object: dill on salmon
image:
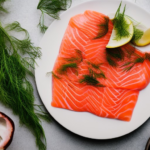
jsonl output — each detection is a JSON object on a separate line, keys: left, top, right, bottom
{"left": 113, "top": 2, "right": 131, "bottom": 40}
{"left": 94, "top": 17, "right": 109, "bottom": 39}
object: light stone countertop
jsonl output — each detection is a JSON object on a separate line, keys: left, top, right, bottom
{"left": 0, "top": 0, "right": 150, "bottom": 149}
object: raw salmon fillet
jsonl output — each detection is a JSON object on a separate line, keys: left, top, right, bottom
{"left": 51, "top": 10, "right": 150, "bottom": 121}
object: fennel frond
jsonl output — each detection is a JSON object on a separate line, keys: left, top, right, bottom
{"left": 37, "top": 0, "right": 72, "bottom": 33}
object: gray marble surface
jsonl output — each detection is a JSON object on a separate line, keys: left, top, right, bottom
{"left": 0, "top": 0, "right": 150, "bottom": 149}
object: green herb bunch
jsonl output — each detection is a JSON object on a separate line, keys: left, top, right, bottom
{"left": 0, "top": 21, "right": 50, "bottom": 150}
{"left": 37, "top": 0, "right": 72, "bottom": 33}
{"left": 0, "top": 1, "right": 50, "bottom": 150}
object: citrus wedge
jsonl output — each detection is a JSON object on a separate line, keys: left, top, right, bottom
{"left": 106, "top": 16, "right": 134, "bottom": 48}
{"left": 133, "top": 28, "right": 150, "bottom": 47}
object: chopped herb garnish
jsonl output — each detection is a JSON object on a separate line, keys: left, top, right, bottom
{"left": 80, "top": 75, "right": 100, "bottom": 86}
{"left": 75, "top": 49, "right": 83, "bottom": 62}
{"left": 57, "top": 63, "right": 77, "bottom": 74}
{"left": 134, "top": 57, "right": 144, "bottom": 63}
{"left": 113, "top": 2, "right": 130, "bottom": 40}
{"left": 94, "top": 17, "right": 109, "bottom": 39}
{"left": 106, "top": 47, "right": 124, "bottom": 60}
{"left": 106, "top": 47, "right": 124, "bottom": 67}
{"left": 106, "top": 55, "right": 117, "bottom": 67}
{"left": 87, "top": 62, "right": 103, "bottom": 69}
{"left": 122, "top": 56, "right": 145, "bottom": 71}
{"left": 94, "top": 72, "right": 106, "bottom": 79}
{"left": 80, "top": 68, "right": 105, "bottom": 87}
{"left": 145, "top": 53, "right": 150, "bottom": 61}
{"left": 0, "top": 21, "right": 50, "bottom": 150}
{"left": 123, "top": 65, "right": 134, "bottom": 72}
{"left": 64, "top": 49, "right": 83, "bottom": 62}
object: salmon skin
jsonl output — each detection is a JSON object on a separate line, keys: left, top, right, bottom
{"left": 51, "top": 10, "right": 150, "bottom": 121}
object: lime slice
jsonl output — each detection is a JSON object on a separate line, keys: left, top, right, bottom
{"left": 106, "top": 16, "right": 134, "bottom": 48}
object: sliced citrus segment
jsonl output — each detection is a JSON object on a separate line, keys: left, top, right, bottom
{"left": 106, "top": 16, "right": 134, "bottom": 48}
{"left": 133, "top": 28, "right": 150, "bottom": 46}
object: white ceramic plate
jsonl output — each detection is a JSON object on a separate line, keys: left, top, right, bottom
{"left": 35, "top": 0, "right": 150, "bottom": 139}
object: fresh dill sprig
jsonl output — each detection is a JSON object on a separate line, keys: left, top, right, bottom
{"left": 80, "top": 68, "right": 105, "bottom": 87}
{"left": 0, "top": 0, "right": 7, "bottom": 13}
{"left": 0, "top": 22, "right": 50, "bottom": 150}
{"left": 113, "top": 2, "right": 130, "bottom": 40}
{"left": 122, "top": 56, "right": 144, "bottom": 71}
{"left": 106, "top": 47, "right": 124, "bottom": 67}
{"left": 80, "top": 75, "right": 100, "bottom": 86}
{"left": 38, "top": 11, "right": 48, "bottom": 33}
{"left": 64, "top": 49, "right": 83, "bottom": 62}
{"left": 34, "top": 104, "right": 51, "bottom": 122}
{"left": 94, "top": 72, "right": 106, "bottom": 79}
{"left": 57, "top": 63, "right": 77, "bottom": 74}
{"left": 87, "top": 63, "right": 106, "bottom": 79}
{"left": 145, "top": 53, "right": 150, "bottom": 61}
{"left": 94, "top": 17, "right": 109, "bottom": 39}
{"left": 131, "top": 26, "right": 144, "bottom": 42}
{"left": 106, "top": 55, "right": 117, "bottom": 67}
{"left": 37, "top": 0, "right": 72, "bottom": 33}
{"left": 106, "top": 47, "right": 124, "bottom": 60}
{"left": 87, "top": 62, "right": 103, "bottom": 70}
{"left": 75, "top": 49, "right": 83, "bottom": 62}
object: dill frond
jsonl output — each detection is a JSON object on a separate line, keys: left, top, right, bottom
{"left": 121, "top": 62, "right": 132, "bottom": 67}
{"left": 113, "top": 2, "right": 130, "bottom": 40}
{"left": 134, "top": 57, "right": 144, "bottom": 63}
{"left": 145, "top": 53, "right": 150, "bottom": 61}
{"left": 106, "top": 56, "right": 117, "bottom": 67}
{"left": 80, "top": 68, "right": 105, "bottom": 86}
{"left": 64, "top": 49, "right": 82, "bottom": 62}
{"left": 87, "top": 62, "right": 103, "bottom": 70}
{"left": 123, "top": 65, "right": 134, "bottom": 72}
{"left": 57, "top": 63, "right": 77, "bottom": 74}
{"left": 106, "top": 47, "right": 124, "bottom": 60}
{"left": 94, "top": 17, "right": 109, "bottom": 39}
{"left": 75, "top": 49, "right": 83, "bottom": 62}
{"left": 88, "top": 67, "right": 106, "bottom": 79}
{"left": 37, "top": 0, "right": 72, "bottom": 33}
{"left": 131, "top": 26, "right": 144, "bottom": 42}
{"left": 0, "top": 22, "right": 50, "bottom": 150}
{"left": 0, "top": 0, "right": 7, "bottom": 13}
{"left": 94, "top": 72, "right": 106, "bottom": 79}
{"left": 106, "top": 47, "right": 124, "bottom": 67}
{"left": 80, "top": 75, "right": 99, "bottom": 86}
{"left": 34, "top": 105, "right": 51, "bottom": 122}
{"left": 122, "top": 57, "right": 144, "bottom": 71}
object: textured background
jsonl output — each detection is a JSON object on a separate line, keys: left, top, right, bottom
{"left": 0, "top": 0, "right": 150, "bottom": 149}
